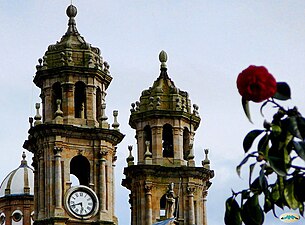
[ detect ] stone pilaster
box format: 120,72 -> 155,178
144,182 -> 153,225
53,147 -> 64,216
187,186 -> 195,225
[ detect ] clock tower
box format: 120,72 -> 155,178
23,5 -> 124,225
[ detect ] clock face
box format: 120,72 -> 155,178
65,185 -> 99,219
68,190 -> 95,216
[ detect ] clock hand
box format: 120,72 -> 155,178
70,202 -> 82,207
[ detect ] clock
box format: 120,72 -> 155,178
65,185 -> 99,219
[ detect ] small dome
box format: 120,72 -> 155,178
0,152 -> 34,197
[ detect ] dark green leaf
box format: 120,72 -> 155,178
294,175 -> 305,202
259,100 -> 269,117
242,97 -> 252,123
271,183 -> 280,203
241,194 -> 264,225
299,202 -> 304,217
225,197 -> 242,225
236,153 -> 256,177
243,130 -> 264,153
284,179 -> 299,210
268,155 -> 287,176
293,141 -> 305,161
297,116 -> 305,139
273,82 -> 291,100
287,117 -> 302,139
264,197 -> 273,213
257,133 -> 269,159
249,163 -> 256,187
250,178 -> 265,195
259,165 -> 268,191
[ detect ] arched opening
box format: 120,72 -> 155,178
160,194 -> 167,218
96,87 -> 102,121
70,155 -> 90,186
144,125 -> 152,153
11,210 -> 22,225
183,128 -> 190,160
162,124 -> 174,157
74,81 -> 86,118
0,212 -> 5,225
52,82 -> 62,118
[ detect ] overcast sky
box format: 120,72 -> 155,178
1,1 -> 305,224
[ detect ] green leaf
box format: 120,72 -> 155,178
297,116 -> 305,139
242,97 -> 252,123
294,175 -> 305,202
284,179 -> 299,210
243,130 -> 264,153
271,183 -> 280,203
287,116 -> 302,139
259,165 -> 268,191
249,163 -> 256,187
236,153 -> 256,177
293,141 -> 305,161
268,147 -> 289,176
257,133 -> 269,159
268,155 -> 287,176
241,194 -> 264,225
225,197 -> 242,225
299,202 -> 304,217
273,82 -> 291,100
263,197 -> 273,213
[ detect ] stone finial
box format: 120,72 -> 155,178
144,141 -> 152,165
54,99 -> 63,119
34,103 -> 42,126
99,103 -> 109,128
187,144 -> 195,167
29,117 -> 33,128
193,104 -> 200,116
21,152 -> 27,166
112,110 -> 120,131
65,4 -> 79,35
127,145 -> 134,166
202,149 -> 210,169
159,50 -> 168,69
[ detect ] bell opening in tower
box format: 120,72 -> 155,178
52,82 -> 62,118
70,155 -> 90,186
162,124 -> 174,157
74,81 -> 87,119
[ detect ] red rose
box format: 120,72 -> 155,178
237,65 -> 277,102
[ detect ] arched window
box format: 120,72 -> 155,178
74,81 -> 86,118
160,194 -> 167,218
144,125 -> 152,153
70,155 -> 90,186
162,124 -> 174,157
0,212 -> 5,225
96,87 -> 102,121
52,82 -> 62,118
183,128 -> 190,160
11,210 -> 22,225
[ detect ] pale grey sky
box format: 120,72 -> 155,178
1,1 -> 305,224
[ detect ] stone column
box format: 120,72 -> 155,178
99,153 -> 107,217
202,191 -> 208,225
145,182 -> 153,225
32,157 -> 39,221
38,153 -> 45,219
54,147 -> 64,215
187,186 -> 195,225
62,82 -> 74,123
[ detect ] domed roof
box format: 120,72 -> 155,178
0,152 -> 34,198
129,51 -> 201,129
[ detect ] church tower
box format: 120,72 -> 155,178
23,5 -> 124,225
122,51 -> 214,225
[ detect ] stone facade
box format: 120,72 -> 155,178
23,5 -> 124,225
122,51 -> 214,225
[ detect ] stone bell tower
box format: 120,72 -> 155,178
23,5 -> 124,225
122,51 -> 214,225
